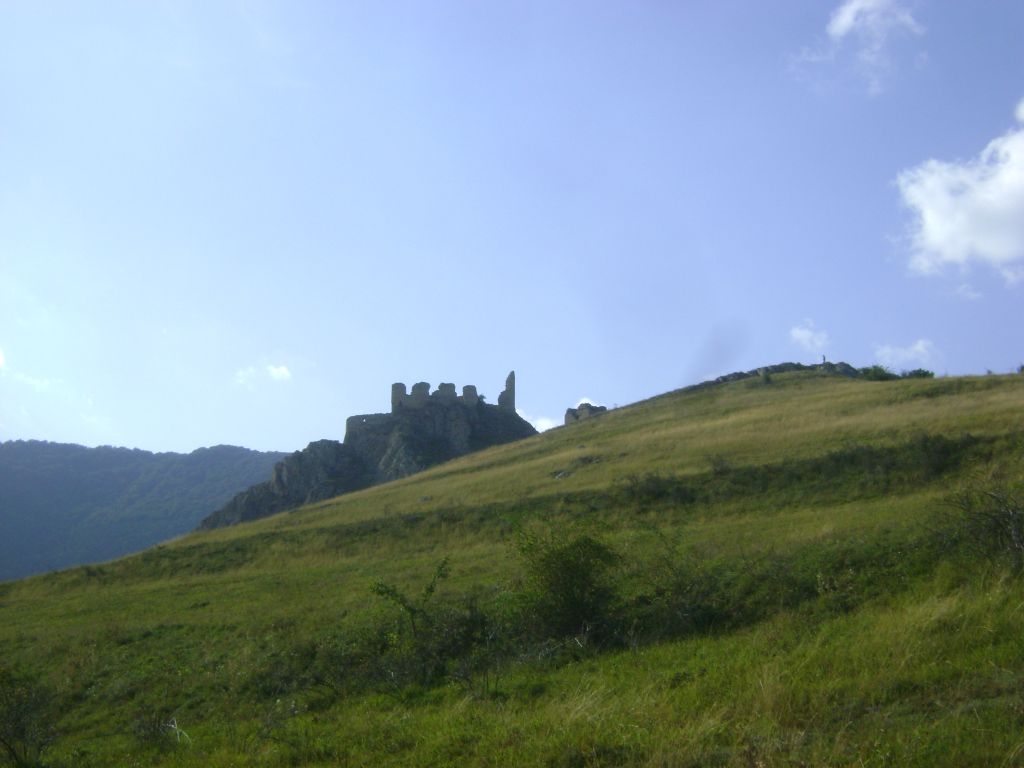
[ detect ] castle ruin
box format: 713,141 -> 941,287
202,370 -> 536,530
390,370 -> 516,414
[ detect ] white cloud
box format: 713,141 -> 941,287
789,320 -> 829,353
874,339 -> 935,368
235,363 -> 293,388
827,0 -> 922,41
0,347 -> 5,370
266,364 -> 291,382
517,409 -> 559,432
796,0 -> 923,95
897,99 -> 1024,283
954,283 -> 982,301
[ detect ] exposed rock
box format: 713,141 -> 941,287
199,372 -> 536,529
200,440 -> 370,528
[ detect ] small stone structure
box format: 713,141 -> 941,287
497,371 -> 516,412
564,401 -> 608,426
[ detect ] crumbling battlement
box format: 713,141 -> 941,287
391,371 -> 516,414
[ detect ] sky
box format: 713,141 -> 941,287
1,0 -> 1022,453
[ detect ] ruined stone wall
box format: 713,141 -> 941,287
498,370 -> 515,412
564,402 -> 608,426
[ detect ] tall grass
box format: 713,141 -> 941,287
1,371 -> 1023,766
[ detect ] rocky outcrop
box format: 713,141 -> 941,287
199,372 -> 537,529
201,440 -> 372,528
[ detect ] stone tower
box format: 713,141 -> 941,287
498,370 -> 516,412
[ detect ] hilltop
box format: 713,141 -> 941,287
199,371 -> 536,529
1,367 -> 1022,767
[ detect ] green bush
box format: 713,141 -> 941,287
860,365 -> 899,381
902,368 -> 935,379
516,532 -> 622,644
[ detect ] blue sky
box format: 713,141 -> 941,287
1,0 -> 1022,453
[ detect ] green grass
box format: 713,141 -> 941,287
2,370 -> 1024,767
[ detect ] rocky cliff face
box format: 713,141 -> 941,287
199,374 -> 537,529
199,440 -> 371,528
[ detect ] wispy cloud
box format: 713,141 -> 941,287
794,0 -> 924,95
266,364 -> 291,382
897,98 -> 1024,284
13,372 -> 61,392
0,346 -> 5,371
0,364 -> 112,441
874,338 -> 935,368
827,0 -> 922,40
235,363 -> 293,388
234,366 -> 258,389
789,320 -> 829,353
954,284 -> 982,301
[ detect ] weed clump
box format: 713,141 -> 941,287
941,486 -> 1024,573
0,667 -> 57,768
370,559 -> 507,691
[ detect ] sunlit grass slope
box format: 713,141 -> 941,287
2,370 -> 1023,767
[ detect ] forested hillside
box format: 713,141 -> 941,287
0,441 -> 286,580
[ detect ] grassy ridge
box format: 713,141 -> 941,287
1,370 -> 1023,766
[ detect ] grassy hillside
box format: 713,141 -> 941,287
1,370 -> 1023,767
0,442 -> 287,580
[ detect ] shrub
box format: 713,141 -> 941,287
860,365 -> 899,381
0,668 -> 57,768
516,532 -> 622,643
901,368 -> 935,379
372,559 -> 496,688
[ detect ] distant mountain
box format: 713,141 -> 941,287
0,441 -> 287,580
